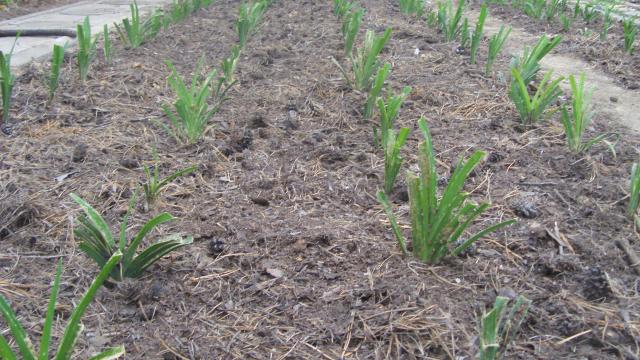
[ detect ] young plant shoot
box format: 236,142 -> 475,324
48,43 -> 66,105
509,68 -> 563,125
115,1 -> 162,49
0,36 -> 17,127
622,17 -> 638,55
485,25 -> 511,75
143,147 -> 197,208
470,4 -> 487,64
77,16 -> 98,81
479,296 -> 531,360
103,24 -> 112,64
437,0 -> 466,42
344,28 -> 392,91
71,192 -> 193,281
399,0 -> 425,17
560,73 -> 618,156
364,63 -> 390,120
377,117 -> 515,264
342,7 -> 364,56
0,255 -> 126,360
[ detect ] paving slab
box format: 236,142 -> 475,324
0,0 -> 173,68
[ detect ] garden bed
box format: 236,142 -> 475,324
0,0 -> 638,358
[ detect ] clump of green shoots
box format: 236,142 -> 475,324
523,0 -> 545,20
544,0 -> 562,22
509,68 -> 563,125
510,35 -> 561,86
72,192 -> 193,281
582,4 -> 598,24
0,37 -> 16,127
560,73 -> 618,156
335,28 -> 392,91
600,6 -> 613,41
485,25 -> 510,75
48,43 -> 66,105
437,0 -> 466,42
162,60 -> 234,144
76,16 -> 98,81
143,147 -> 197,208
333,0 -> 355,18
377,117 -> 515,263
460,18 -> 470,49
115,0 -> 163,49
376,87 -> 412,194
560,14 -> 571,32
236,0 -> 268,48
364,63 -> 390,119
470,4 -> 487,64
478,295 -> 531,360
622,17 -> 638,55
221,45 -> 241,84
103,24 -> 112,64
169,0 -> 192,23
342,7 -> 364,56
399,0 -> 425,17
0,255 -> 126,360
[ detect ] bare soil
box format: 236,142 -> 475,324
0,0 -> 639,359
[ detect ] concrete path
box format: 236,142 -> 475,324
0,0 -> 173,68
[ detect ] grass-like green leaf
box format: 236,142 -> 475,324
77,17 -> 98,82
485,25 -> 510,75
0,36 -> 16,126
509,68 -> 563,125
470,4 -> 487,64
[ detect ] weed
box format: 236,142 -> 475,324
622,17 -> 637,55
342,7 -> 364,56
560,73 -> 618,156
77,17 -> 98,82
0,255 -> 125,360
115,0 -> 163,49
333,0 -> 355,18
377,117 -> 515,263
221,44 -> 241,84
364,63 -> 390,120
485,25 -> 511,75
509,68 -> 563,125
143,147 -> 197,207
400,0 -> 425,17
0,36 -> 16,127
478,296 -> 531,360
470,4 -> 487,64
72,192 -> 193,281
103,24 -> 112,64
437,0 -> 466,42
162,60 -> 234,144
48,43 -> 66,105
510,35 -> 561,86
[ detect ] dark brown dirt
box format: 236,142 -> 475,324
473,1 -> 640,89
0,0 -> 79,21
0,0 -> 639,359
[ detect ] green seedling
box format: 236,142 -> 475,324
560,14 -> 571,32
334,28 -> 392,91
102,24 -> 112,64
376,87 -> 412,194
478,296 -> 531,360
333,0 -> 354,18
342,7 -> 364,56
169,0 -> 191,24
573,0 -> 581,18
0,36 -> 17,127
622,17 -> 637,55
115,1 -> 162,49
426,9 -> 438,27
437,0 -> 466,42
509,68 -> 563,125
236,0 -> 267,48
143,148 -> 197,207
364,63 -> 390,120
377,117 -> 515,263
582,4 -> 598,24
162,59 -> 234,144
71,192 -> 193,281
560,73 -> 618,156
374,85 -> 411,145
470,4 -> 487,64
544,0 -> 562,22
485,25 -> 511,75
399,0 -> 425,17
510,35 -> 561,86
460,18 -> 470,48
0,255 -> 125,360
221,45 -> 241,84
523,0 -> 545,20
48,43 -> 66,105
600,6 -> 613,40
76,17 -> 98,82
